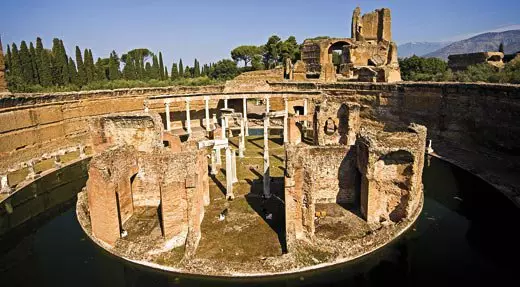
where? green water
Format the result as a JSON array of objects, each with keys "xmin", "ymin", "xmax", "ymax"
[{"xmin": 0, "ymin": 157, "xmax": 518, "ymax": 286}]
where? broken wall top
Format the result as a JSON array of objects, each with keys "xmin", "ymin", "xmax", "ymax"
[
  {"xmin": 352, "ymin": 7, "xmax": 392, "ymax": 42},
  {"xmin": 89, "ymin": 112, "xmax": 164, "ymax": 153}
]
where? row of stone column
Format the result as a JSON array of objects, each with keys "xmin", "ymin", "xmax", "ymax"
[
  {"xmin": 1, "ymin": 144, "xmax": 87, "ymax": 194},
  {"xmin": 160, "ymin": 96, "xmax": 309, "ymax": 139}
]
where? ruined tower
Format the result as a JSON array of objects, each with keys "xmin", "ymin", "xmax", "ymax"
[
  {"xmin": 0, "ymin": 36, "xmax": 8, "ymax": 93},
  {"xmin": 299, "ymin": 7, "xmax": 401, "ymax": 83}
]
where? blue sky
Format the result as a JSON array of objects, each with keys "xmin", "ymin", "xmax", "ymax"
[{"xmin": 1, "ymin": 0, "xmax": 519, "ymax": 67}]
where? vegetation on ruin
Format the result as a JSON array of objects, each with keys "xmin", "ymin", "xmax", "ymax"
[{"xmin": 399, "ymin": 55, "xmax": 520, "ymax": 84}]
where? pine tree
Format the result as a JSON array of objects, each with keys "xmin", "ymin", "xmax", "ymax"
[
  {"xmin": 159, "ymin": 52, "xmax": 165, "ymax": 80},
  {"xmin": 179, "ymin": 59, "xmax": 184, "ymax": 78},
  {"xmin": 68, "ymin": 57, "xmax": 79, "ymax": 86},
  {"xmin": 108, "ymin": 50, "xmax": 121, "ymax": 80},
  {"xmin": 171, "ymin": 63, "xmax": 179, "ymax": 80},
  {"xmin": 29, "ymin": 42, "xmax": 39, "ymax": 85},
  {"xmin": 36, "ymin": 39, "xmax": 52, "ymax": 87},
  {"xmin": 151, "ymin": 55, "xmax": 160, "ymax": 79},
  {"xmin": 19, "ymin": 41, "xmax": 35, "ymax": 84},
  {"xmin": 75, "ymin": 46, "xmax": 86, "ymax": 86},
  {"xmin": 10, "ymin": 43, "xmax": 22, "ymax": 81}
]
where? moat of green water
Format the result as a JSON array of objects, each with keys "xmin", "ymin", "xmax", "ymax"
[{"xmin": 1, "ymin": 155, "xmax": 519, "ymax": 286}]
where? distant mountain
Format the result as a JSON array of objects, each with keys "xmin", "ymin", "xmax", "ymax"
[
  {"xmin": 424, "ymin": 30, "xmax": 520, "ymax": 60},
  {"xmin": 398, "ymin": 42, "xmax": 452, "ymax": 58}
]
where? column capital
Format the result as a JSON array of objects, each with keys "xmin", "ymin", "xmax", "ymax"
[
  {"xmin": 185, "ymin": 97, "xmax": 191, "ymax": 102},
  {"xmin": 204, "ymin": 96, "xmax": 210, "ymax": 101},
  {"xmin": 164, "ymin": 100, "xmax": 171, "ymax": 106}
]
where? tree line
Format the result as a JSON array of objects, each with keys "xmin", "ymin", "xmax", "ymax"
[
  {"xmin": 230, "ymin": 35, "xmax": 300, "ymax": 70},
  {"xmin": 3, "ymin": 37, "xmax": 230, "ymax": 92},
  {"xmin": 399, "ymin": 55, "xmax": 520, "ymax": 84}
]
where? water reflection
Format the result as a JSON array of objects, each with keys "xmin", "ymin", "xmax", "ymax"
[{"xmin": 1, "ymin": 157, "xmax": 519, "ymax": 286}]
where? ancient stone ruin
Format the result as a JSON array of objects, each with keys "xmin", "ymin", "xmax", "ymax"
[
  {"xmin": 448, "ymin": 52, "xmax": 505, "ymax": 71},
  {"xmin": 74, "ymin": 83, "xmax": 426, "ymax": 274},
  {"xmin": 296, "ymin": 7, "xmax": 401, "ymax": 82}
]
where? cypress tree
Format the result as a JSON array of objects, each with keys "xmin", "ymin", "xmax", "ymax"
[
  {"xmin": 196, "ymin": 59, "xmax": 201, "ymax": 77},
  {"xmin": 184, "ymin": 66, "xmax": 192, "ymax": 78},
  {"xmin": 158, "ymin": 52, "xmax": 165, "ymax": 80},
  {"xmin": 164, "ymin": 66, "xmax": 168, "ymax": 79},
  {"xmin": 171, "ymin": 63, "xmax": 179, "ymax": 80},
  {"xmin": 68, "ymin": 57, "xmax": 79, "ymax": 86},
  {"xmin": 51, "ymin": 39, "xmax": 63, "ymax": 85},
  {"xmin": 19, "ymin": 41, "xmax": 35, "ymax": 84},
  {"xmin": 10, "ymin": 43, "xmax": 22, "ymax": 81},
  {"xmin": 5, "ymin": 45, "xmax": 12, "ymax": 72},
  {"xmin": 75, "ymin": 46, "xmax": 86, "ymax": 85},
  {"xmin": 36, "ymin": 39, "xmax": 53, "ymax": 87},
  {"xmin": 145, "ymin": 62, "xmax": 152, "ymax": 79},
  {"xmin": 29, "ymin": 42, "xmax": 39, "ymax": 85},
  {"xmin": 179, "ymin": 59, "xmax": 184, "ymax": 78},
  {"xmin": 59, "ymin": 40, "xmax": 70, "ymax": 85},
  {"xmin": 108, "ymin": 50, "xmax": 121, "ymax": 80},
  {"xmin": 84, "ymin": 49, "xmax": 95, "ymax": 83},
  {"xmin": 151, "ymin": 55, "xmax": 159, "ymax": 79},
  {"xmin": 135, "ymin": 57, "xmax": 143, "ymax": 80},
  {"xmin": 95, "ymin": 58, "xmax": 108, "ymax": 81},
  {"xmin": 123, "ymin": 54, "xmax": 136, "ymax": 80}
]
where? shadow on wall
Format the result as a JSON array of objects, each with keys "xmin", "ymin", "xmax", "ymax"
[{"xmin": 337, "ymin": 148, "xmax": 363, "ymax": 219}]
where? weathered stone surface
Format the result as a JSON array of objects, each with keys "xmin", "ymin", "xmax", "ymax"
[
  {"xmin": 356, "ymin": 123, "xmax": 426, "ymax": 224},
  {"xmin": 86, "ymin": 146, "xmax": 139, "ymax": 246},
  {"xmin": 299, "ymin": 7, "xmax": 400, "ymax": 82},
  {"xmin": 448, "ymin": 52, "xmax": 505, "ymax": 71},
  {"xmin": 89, "ymin": 112, "xmax": 163, "ymax": 153},
  {"xmin": 84, "ymin": 113, "xmax": 209, "ymax": 257}
]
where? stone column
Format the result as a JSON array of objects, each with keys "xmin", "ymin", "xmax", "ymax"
[
  {"xmin": 26, "ymin": 161, "xmax": 36, "ymax": 180},
  {"xmin": 210, "ymin": 149, "xmax": 218, "ymax": 175},
  {"xmin": 232, "ymin": 150, "xmax": 238, "ymax": 184},
  {"xmin": 303, "ymin": 98, "xmax": 308, "ymax": 128},
  {"xmin": 224, "ymin": 97, "xmax": 229, "ymax": 109},
  {"xmin": 221, "ymin": 116, "xmax": 227, "ymax": 140},
  {"xmin": 216, "ymin": 148, "xmax": 222, "ymax": 165},
  {"xmin": 212, "ymin": 113, "xmax": 218, "ymax": 130},
  {"xmin": 265, "ymin": 96, "xmax": 270, "ymax": 113},
  {"xmin": 53, "ymin": 155, "xmax": 62, "ymax": 169},
  {"xmin": 284, "ymin": 97, "xmax": 289, "ymax": 143},
  {"xmin": 185, "ymin": 98, "xmax": 192, "ymax": 134},
  {"xmin": 144, "ymin": 101, "xmax": 149, "ymax": 113},
  {"xmin": 239, "ymin": 117, "xmax": 245, "ymax": 158},
  {"xmin": 204, "ymin": 96, "xmax": 210, "ymax": 132},
  {"xmin": 225, "ymin": 147, "xmax": 234, "ymax": 200},
  {"xmin": 0, "ymin": 174, "xmax": 11, "ymax": 194},
  {"xmin": 79, "ymin": 145, "xmax": 86, "ymax": 159},
  {"xmin": 165, "ymin": 101, "xmax": 171, "ymax": 131},
  {"xmin": 243, "ymin": 97, "xmax": 249, "ymax": 136},
  {"xmin": 263, "ymin": 115, "xmax": 271, "ymax": 199}
]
